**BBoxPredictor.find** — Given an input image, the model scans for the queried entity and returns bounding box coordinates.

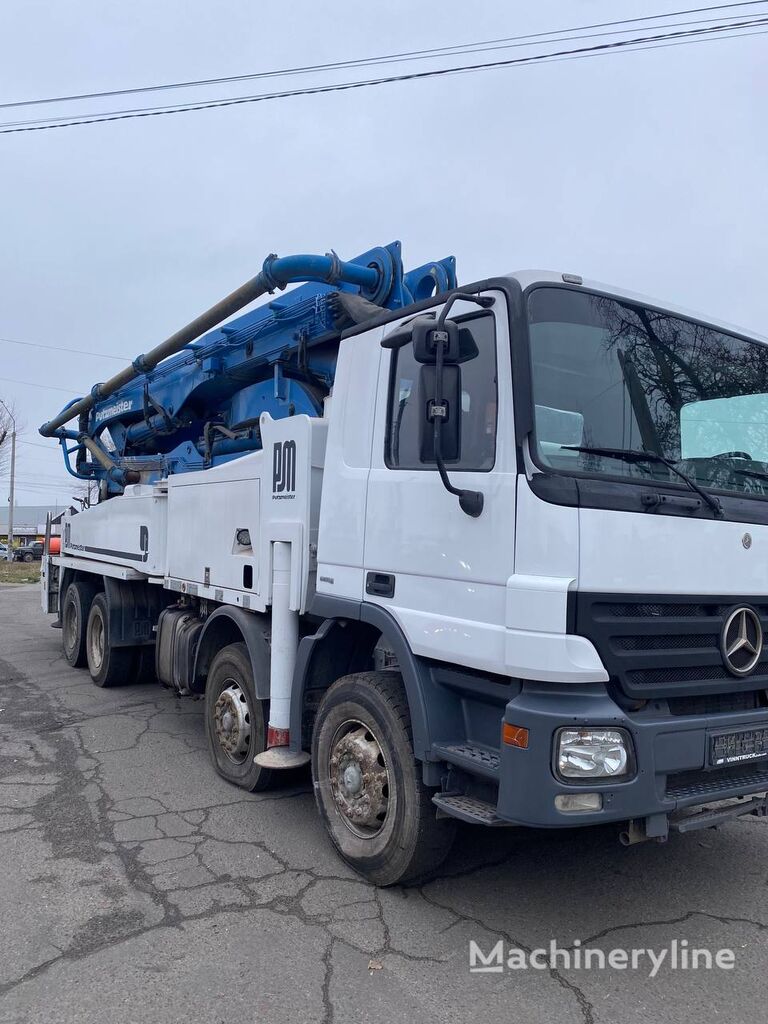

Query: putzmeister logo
[95,399,133,424]
[272,440,296,500]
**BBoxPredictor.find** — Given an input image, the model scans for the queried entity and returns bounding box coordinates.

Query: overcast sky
[0,0,766,506]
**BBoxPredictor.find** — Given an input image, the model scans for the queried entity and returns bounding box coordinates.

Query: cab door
[363,292,516,675]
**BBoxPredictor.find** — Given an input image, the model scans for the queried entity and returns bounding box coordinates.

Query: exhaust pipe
[619,818,668,846]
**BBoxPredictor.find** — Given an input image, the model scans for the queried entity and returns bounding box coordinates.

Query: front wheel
[204,643,273,792]
[23,553,33,563]
[312,671,456,886]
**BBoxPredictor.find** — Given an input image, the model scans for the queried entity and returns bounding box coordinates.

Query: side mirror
[412,319,461,364]
[381,291,491,519]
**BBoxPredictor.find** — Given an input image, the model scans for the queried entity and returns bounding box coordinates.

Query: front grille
[573,593,768,699]
[616,633,717,652]
[666,762,768,800]
[606,602,711,618]
[629,665,741,686]
[668,691,763,717]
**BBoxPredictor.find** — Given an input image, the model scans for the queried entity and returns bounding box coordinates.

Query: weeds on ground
[0,562,40,584]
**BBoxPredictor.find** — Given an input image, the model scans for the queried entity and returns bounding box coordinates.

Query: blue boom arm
[41,242,456,492]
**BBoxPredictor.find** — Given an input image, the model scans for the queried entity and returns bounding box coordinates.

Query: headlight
[556,728,631,779]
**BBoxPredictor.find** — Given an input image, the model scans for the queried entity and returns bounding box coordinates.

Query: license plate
[709,727,768,767]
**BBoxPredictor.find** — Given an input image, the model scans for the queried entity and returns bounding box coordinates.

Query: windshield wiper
[562,445,724,517]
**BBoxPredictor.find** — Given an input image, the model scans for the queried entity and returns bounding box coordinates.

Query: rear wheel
[23,553,33,563]
[62,580,98,668]
[86,593,135,687]
[204,642,273,792]
[312,671,456,886]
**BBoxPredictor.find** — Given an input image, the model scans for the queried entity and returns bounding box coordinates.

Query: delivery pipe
[40,251,381,438]
[77,434,140,485]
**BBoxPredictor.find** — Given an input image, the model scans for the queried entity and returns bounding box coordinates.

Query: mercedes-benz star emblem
[721,606,763,677]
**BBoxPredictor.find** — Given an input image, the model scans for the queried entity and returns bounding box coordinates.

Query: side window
[385,313,497,471]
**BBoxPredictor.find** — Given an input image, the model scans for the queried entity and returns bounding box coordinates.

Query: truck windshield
[528,286,768,498]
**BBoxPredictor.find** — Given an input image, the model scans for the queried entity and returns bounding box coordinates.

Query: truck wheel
[23,553,33,563]
[62,580,98,668]
[204,643,273,792]
[312,671,456,886]
[86,593,134,687]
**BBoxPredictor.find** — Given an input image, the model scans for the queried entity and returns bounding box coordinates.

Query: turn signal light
[502,723,529,748]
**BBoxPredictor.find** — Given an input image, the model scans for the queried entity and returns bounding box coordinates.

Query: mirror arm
[381,290,493,350]
[432,340,484,518]
[380,326,415,351]
[436,291,495,329]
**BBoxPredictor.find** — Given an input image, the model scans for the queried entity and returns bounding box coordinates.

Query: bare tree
[72,479,97,509]
[592,298,768,457]
[0,401,25,479]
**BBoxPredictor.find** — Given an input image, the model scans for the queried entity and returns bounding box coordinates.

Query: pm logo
[272,440,296,499]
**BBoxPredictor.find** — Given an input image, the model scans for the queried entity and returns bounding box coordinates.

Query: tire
[204,642,273,792]
[62,580,98,668]
[86,593,135,687]
[23,553,33,563]
[312,671,456,886]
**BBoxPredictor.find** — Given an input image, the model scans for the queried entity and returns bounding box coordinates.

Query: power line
[0,336,129,362]
[0,470,72,481]
[0,466,67,480]
[4,15,759,130]
[1,474,70,482]
[1,475,73,484]
[17,439,61,450]
[1,377,80,395]
[3,18,764,135]
[2,1,764,112]
[0,485,72,494]
[4,485,73,495]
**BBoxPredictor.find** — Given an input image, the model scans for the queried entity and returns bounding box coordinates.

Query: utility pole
[0,400,15,561]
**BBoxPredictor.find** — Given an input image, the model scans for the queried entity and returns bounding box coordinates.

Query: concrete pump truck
[39,241,768,884]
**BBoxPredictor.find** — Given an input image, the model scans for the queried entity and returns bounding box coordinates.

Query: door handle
[366,572,396,599]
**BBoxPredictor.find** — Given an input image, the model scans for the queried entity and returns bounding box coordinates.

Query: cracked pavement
[1,585,767,1023]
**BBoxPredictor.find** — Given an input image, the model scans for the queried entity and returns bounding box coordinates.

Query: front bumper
[495,682,768,829]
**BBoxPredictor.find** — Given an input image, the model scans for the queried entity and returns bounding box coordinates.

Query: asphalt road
[1,585,767,1023]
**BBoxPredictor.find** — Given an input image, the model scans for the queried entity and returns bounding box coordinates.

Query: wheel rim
[213,679,252,764]
[64,598,79,654]
[89,612,104,672]
[328,719,391,839]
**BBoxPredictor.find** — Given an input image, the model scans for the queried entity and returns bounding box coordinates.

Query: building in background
[0,504,71,545]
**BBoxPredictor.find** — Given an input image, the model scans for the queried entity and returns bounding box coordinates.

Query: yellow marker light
[502,723,529,748]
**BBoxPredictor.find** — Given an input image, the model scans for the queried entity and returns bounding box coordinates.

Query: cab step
[432,792,509,826]
[432,743,500,780]
[672,793,768,833]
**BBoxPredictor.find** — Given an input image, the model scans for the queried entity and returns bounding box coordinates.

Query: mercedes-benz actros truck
[39,241,768,884]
